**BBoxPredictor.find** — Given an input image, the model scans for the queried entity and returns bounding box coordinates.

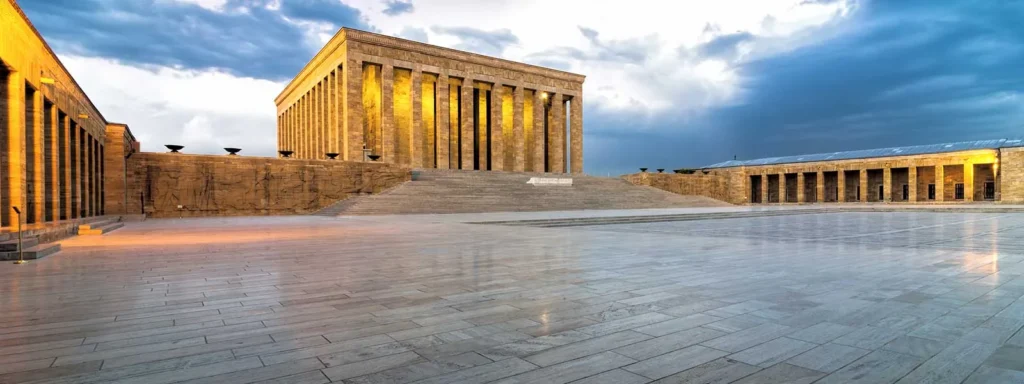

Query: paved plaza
[3,209,1024,383]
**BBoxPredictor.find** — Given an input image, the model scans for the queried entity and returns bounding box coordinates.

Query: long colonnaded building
[1,0,137,233]
[274,28,585,173]
[631,139,1024,205]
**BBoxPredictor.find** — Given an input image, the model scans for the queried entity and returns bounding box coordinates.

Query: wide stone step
[0,237,40,252]
[0,242,61,261]
[79,221,124,235]
[314,171,730,216]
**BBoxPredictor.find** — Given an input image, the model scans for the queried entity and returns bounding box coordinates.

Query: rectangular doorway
[984,182,995,200]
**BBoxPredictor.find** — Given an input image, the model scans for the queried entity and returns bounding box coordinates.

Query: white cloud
[62,55,285,156]
[347,0,854,117]
[166,0,228,12]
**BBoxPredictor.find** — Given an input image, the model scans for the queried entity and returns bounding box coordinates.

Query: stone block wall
[124,153,410,218]
[624,170,742,205]
[1002,147,1024,203]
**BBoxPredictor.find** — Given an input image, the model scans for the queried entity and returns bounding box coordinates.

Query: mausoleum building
[274,28,585,173]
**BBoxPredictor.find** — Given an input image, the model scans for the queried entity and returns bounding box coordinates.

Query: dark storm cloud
[430,26,519,56]
[18,0,371,80]
[590,0,1024,175]
[695,32,754,61]
[382,0,415,16]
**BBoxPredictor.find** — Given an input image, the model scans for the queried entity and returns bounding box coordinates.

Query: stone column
[512,86,525,172]
[61,115,71,220]
[935,164,944,202]
[570,94,583,174]
[548,93,564,173]
[778,173,786,203]
[94,139,100,214]
[344,60,364,161]
[490,83,504,171]
[380,64,396,163]
[836,170,846,203]
[47,104,59,221]
[908,167,918,203]
[460,77,475,170]
[883,168,892,202]
[3,71,25,228]
[411,70,423,168]
[796,172,806,203]
[760,173,769,204]
[298,95,305,158]
[436,73,449,169]
[859,169,868,202]
[85,133,92,217]
[964,162,974,201]
[816,171,825,203]
[28,89,44,223]
[333,69,344,157]
[532,91,545,172]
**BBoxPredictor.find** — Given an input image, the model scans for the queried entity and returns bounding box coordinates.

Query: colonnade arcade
[277,61,583,174]
[749,161,999,204]
[0,61,104,229]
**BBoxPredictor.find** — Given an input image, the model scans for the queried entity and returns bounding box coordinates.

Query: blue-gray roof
[704,138,1024,169]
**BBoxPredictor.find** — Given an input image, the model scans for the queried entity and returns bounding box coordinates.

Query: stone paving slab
[1,211,1024,383]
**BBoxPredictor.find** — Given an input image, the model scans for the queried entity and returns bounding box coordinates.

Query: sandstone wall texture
[1002,147,1024,203]
[624,170,745,205]
[124,153,410,218]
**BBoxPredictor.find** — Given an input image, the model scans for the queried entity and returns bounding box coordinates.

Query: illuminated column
[935,164,945,202]
[964,162,974,201]
[490,82,504,171]
[436,73,449,169]
[797,172,806,203]
[460,77,475,170]
[548,93,564,173]
[332,68,343,156]
[314,81,322,159]
[84,133,92,217]
[3,71,26,228]
[47,103,59,221]
[94,139,101,214]
[837,170,846,203]
[512,86,525,172]
[381,64,395,163]
[411,69,423,167]
[532,90,545,172]
[327,73,335,155]
[476,84,488,170]
[61,114,71,220]
[27,88,44,223]
[344,60,363,161]
[882,168,892,202]
[908,167,918,202]
[69,124,77,218]
[392,68,413,165]
[859,169,868,202]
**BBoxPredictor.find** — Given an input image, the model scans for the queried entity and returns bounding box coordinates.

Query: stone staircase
[315,169,730,216]
[0,216,127,261]
[78,217,125,235]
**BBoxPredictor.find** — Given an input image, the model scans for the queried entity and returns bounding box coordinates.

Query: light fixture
[40,77,55,85]
[541,92,548,99]
[78,113,89,119]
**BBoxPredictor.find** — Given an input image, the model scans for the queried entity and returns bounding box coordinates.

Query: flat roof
[704,138,1024,169]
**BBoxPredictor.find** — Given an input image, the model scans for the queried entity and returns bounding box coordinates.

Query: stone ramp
[315,169,730,216]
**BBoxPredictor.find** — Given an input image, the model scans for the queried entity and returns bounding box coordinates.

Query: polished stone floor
[3,211,1024,383]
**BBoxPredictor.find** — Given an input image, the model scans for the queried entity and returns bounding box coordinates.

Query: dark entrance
[750,175,763,204]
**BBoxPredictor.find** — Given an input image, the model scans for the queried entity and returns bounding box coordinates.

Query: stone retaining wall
[123,153,410,218]
[624,171,743,204]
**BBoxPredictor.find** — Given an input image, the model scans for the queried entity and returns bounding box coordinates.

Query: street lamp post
[12,207,25,264]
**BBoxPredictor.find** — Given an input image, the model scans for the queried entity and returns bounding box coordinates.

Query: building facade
[1,0,127,231]
[631,139,1024,205]
[275,28,585,173]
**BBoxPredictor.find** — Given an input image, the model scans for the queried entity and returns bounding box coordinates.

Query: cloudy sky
[20,0,1024,175]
